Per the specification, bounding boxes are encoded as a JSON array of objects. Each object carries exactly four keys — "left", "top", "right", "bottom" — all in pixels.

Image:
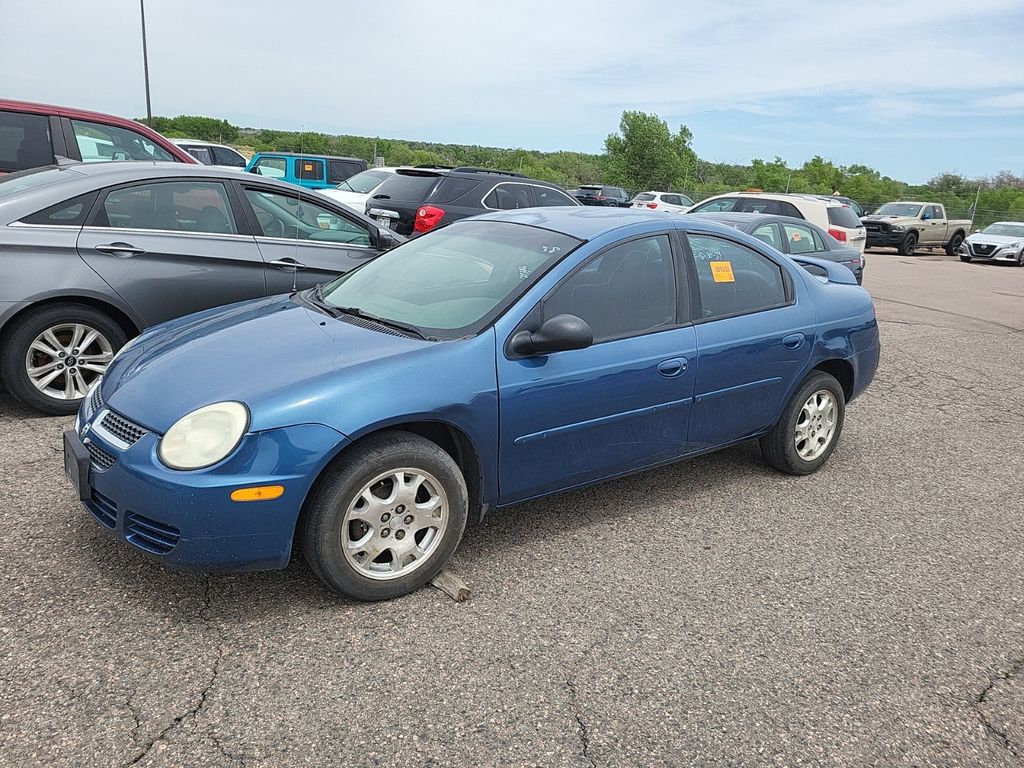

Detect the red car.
[{"left": 0, "top": 99, "right": 196, "bottom": 174}]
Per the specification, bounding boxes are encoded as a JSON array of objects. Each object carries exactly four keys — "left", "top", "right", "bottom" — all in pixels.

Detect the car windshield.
[
  {"left": 0, "top": 166, "right": 78, "bottom": 199},
  {"left": 982, "top": 223, "right": 1024, "bottom": 238},
  {"left": 875, "top": 203, "right": 923, "bottom": 216},
  {"left": 320, "top": 221, "right": 581, "bottom": 338},
  {"left": 337, "top": 169, "right": 391, "bottom": 194}
]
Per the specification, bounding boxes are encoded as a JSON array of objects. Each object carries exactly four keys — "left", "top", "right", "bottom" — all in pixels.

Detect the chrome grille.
[
  {"left": 973, "top": 243, "right": 995, "bottom": 255},
  {"left": 100, "top": 411, "right": 148, "bottom": 446},
  {"left": 125, "top": 513, "right": 181, "bottom": 555},
  {"left": 86, "top": 440, "right": 116, "bottom": 471}
]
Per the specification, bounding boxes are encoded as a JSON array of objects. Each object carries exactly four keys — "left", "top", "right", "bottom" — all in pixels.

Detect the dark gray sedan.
[
  {"left": 688, "top": 212, "right": 864, "bottom": 285},
  {"left": 0, "top": 162, "right": 403, "bottom": 414}
]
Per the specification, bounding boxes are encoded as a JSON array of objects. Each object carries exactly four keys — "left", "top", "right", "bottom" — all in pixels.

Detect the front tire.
[
  {"left": 760, "top": 372, "right": 846, "bottom": 476},
  {"left": 301, "top": 431, "right": 469, "bottom": 601},
  {"left": 898, "top": 232, "right": 918, "bottom": 256},
  {"left": 0, "top": 303, "right": 126, "bottom": 415},
  {"left": 945, "top": 232, "right": 964, "bottom": 256}
]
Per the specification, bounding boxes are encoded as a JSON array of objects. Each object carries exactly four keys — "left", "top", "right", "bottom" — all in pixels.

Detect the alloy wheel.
[
  {"left": 24, "top": 323, "right": 113, "bottom": 401},
  {"left": 794, "top": 390, "right": 838, "bottom": 461},
  {"left": 342, "top": 468, "right": 449, "bottom": 580}
]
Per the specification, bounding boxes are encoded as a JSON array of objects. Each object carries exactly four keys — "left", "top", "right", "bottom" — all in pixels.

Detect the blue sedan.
[{"left": 64, "top": 208, "right": 880, "bottom": 600}]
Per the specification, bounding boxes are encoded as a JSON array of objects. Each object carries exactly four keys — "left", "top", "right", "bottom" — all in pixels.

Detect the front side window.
[
  {"left": 71, "top": 120, "right": 174, "bottom": 163},
  {"left": 295, "top": 158, "right": 325, "bottom": 182},
  {"left": 244, "top": 188, "right": 370, "bottom": 245},
  {"left": 930, "top": 205, "right": 943, "bottom": 220},
  {"left": 320, "top": 221, "right": 581, "bottom": 337},
  {"left": 101, "top": 181, "right": 237, "bottom": 234},
  {"left": 0, "top": 110, "right": 54, "bottom": 172},
  {"left": 543, "top": 236, "right": 677, "bottom": 343},
  {"left": 688, "top": 234, "right": 787, "bottom": 320},
  {"left": 534, "top": 186, "right": 577, "bottom": 207},
  {"left": 251, "top": 156, "right": 287, "bottom": 179}
]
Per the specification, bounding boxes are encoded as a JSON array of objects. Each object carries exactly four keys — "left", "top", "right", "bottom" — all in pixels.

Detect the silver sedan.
[{"left": 959, "top": 221, "right": 1024, "bottom": 266}]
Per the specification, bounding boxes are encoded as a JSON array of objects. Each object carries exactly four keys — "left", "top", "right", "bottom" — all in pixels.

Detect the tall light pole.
[{"left": 140, "top": 0, "right": 153, "bottom": 124}]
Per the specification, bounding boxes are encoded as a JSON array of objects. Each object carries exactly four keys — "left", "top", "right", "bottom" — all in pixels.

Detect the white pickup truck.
[{"left": 861, "top": 202, "right": 971, "bottom": 256}]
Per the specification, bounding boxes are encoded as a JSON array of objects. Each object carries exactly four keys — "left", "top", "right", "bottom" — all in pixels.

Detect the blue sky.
[{"left": 3, "top": 0, "right": 1023, "bottom": 183}]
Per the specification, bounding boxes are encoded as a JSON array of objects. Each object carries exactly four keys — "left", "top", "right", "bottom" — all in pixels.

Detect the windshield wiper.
[{"left": 333, "top": 306, "right": 431, "bottom": 340}]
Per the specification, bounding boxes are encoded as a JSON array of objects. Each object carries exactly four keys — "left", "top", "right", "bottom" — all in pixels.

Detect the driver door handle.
[
  {"left": 94, "top": 242, "right": 145, "bottom": 257},
  {"left": 270, "top": 258, "right": 308, "bottom": 270},
  {"left": 782, "top": 333, "right": 805, "bottom": 350},
  {"left": 657, "top": 357, "right": 687, "bottom": 377}
]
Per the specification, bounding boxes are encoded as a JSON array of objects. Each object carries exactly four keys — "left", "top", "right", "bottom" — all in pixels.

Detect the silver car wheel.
[
  {"left": 794, "top": 390, "right": 838, "bottom": 461},
  {"left": 25, "top": 323, "right": 113, "bottom": 401},
  {"left": 342, "top": 468, "right": 449, "bottom": 581}
]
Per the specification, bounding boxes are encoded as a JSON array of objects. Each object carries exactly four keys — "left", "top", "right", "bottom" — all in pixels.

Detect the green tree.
[{"left": 604, "top": 111, "right": 685, "bottom": 192}]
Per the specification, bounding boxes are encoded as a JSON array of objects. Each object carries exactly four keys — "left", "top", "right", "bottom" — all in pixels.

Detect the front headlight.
[
  {"left": 891, "top": 225, "right": 906, "bottom": 233},
  {"left": 158, "top": 402, "right": 249, "bottom": 470}
]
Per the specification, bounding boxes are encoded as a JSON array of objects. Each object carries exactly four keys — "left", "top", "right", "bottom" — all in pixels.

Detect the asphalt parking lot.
[{"left": 1, "top": 247, "right": 1023, "bottom": 768}]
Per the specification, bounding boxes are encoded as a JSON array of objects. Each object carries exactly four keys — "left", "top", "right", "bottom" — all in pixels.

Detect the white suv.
[
  {"left": 171, "top": 139, "right": 247, "bottom": 170},
  {"left": 687, "top": 192, "right": 866, "bottom": 253},
  {"left": 631, "top": 191, "right": 694, "bottom": 214}
]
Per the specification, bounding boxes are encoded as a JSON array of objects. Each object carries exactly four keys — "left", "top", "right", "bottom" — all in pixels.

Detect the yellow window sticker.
[{"left": 710, "top": 261, "right": 735, "bottom": 283}]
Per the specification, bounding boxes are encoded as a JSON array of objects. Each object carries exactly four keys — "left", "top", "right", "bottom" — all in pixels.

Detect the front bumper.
[
  {"left": 68, "top": 408, "right": 346, "bottom": 571},
  {"left": 959, "top": 243, "right": 1022, "bottom": 262},
  {"left": 865, "top": 230, "right": 908, "bottom": 247}
]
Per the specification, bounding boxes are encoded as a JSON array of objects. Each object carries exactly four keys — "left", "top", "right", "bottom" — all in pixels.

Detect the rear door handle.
[
  {"left": 782, "top": 333, "right": 805, "bottom": 350},
  {"left": 94, "top": 242, "right": 145, "bottom": 257},
  {"left": 657, "top": 357, "right": 687, "bottom": 377},
  {"left": 270, "top": 258, "right": 308, "bottom": 271}
]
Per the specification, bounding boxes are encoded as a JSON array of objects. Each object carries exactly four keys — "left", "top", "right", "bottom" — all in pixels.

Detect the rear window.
[
  {"left": 0, "top": 110, "right": 54, "bottom": 172},
  {"left": 576, "top": 187, "right": 600, "bottom": 197},
  {"left": 826, "top": 206, "right": 863, "bottom": 228},
  {"left": 634, "top": 193, "right": 656, "bottom": 202},
  {"left": 371, "top": 172, "right": 441, "bottom": 203}
]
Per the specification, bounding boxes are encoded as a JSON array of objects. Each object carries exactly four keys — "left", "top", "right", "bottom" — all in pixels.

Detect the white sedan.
[
  {"left": 631, "top": 191, "right": 694, "bottom": 214},
  {"left": 318, "top": 167, "right": 398, "bottom": 212}
]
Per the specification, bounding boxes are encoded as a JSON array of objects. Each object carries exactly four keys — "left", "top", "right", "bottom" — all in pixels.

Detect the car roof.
[
  {"left": 0, "top": 98, "right": 150, "bottom": 127},
  {"left": 171, "top": 139, "right": 232, "bottom": 148},
  {"left": 471, "top": 207, "right": 683, "bottom": 239},
  {"left": 688, "top": 211, "right": 825, "bottom": 230},
  {"left": 251, "top": 152, "right": 365, "bottom": 162}
]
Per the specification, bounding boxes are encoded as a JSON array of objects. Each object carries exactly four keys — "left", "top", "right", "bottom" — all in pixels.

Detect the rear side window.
[
  {"left": 782, "top": 223, "right": 818, "bottom": 255},
  {"left": 0, "top": 110, "right": 54, "bottom": 172},
  {"left": 100, "top": 181, "right": 238, "bottom": 234},
  {"left": 373, "top": 172, "right": 441, "bottom": 203},
  {"left": 21, "top": 192, "right": 98, "bottom": 226},
  {"left": 826, "top": 206, "right": 862, "bottom": 228},
  {"left": 691, "top": 197, "right": 739, "bottom": 213},
  {"left": 688, "top": 234, "right": 788, "bottom": 320},
  {"left": 184, "top": 146, "right": 213, "bottom": 164},
  {"left": 71, "top": 119, "right": 174, "bottom": 162},
  {"left": 431, "top": 176, "right": 480, "bottom": 203},
  {"left": 778, "top": 201, "right": 802, "bottom": 218},
  {"left": 484, "top": 183, "right": 533, "bottom": 210},
  {"left": 295, "top": 158, "right": 325, "bottom": 182},
  {"left": 212, "top": 147, "right": 246, "bottom": 167}
]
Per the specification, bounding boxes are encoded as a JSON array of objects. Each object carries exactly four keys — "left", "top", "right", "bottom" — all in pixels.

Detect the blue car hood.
[{"left": 103, "top": 296, "right": 429, "bottom": 433}]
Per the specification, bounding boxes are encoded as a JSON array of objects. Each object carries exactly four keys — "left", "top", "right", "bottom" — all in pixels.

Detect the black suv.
[
  {"left": 364, "top": 166, "right": 580, "bottom": 236},
  {"left": 574, "top": 185, "right": 631, "bottom": 207}
]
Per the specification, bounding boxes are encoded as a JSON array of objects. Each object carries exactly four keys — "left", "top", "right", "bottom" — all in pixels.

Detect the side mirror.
[
  {"left": 377, "top": 229, "right": 401, "bottom": 250},
  {"left": 509, "top": 314, "right": 593, "bottom": 357}
]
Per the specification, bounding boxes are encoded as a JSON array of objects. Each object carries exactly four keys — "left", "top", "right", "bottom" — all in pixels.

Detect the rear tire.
[
  {"left": 301, "top": 431, "right": 468, "bottom": 601},
  {"left": 0, "top": 303, "right": 126, "bottom": 415},
  {"left": 945, "top": 232, "right": 964, "bottom": 256},
  {"left": 760, "top": 372, "right": 846, "bottom": 476},
  {"left": 898, "top": 232, "right": 917, "bottom": 256}
]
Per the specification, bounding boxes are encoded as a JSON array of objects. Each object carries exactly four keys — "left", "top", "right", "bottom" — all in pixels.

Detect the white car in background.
[
  {"left": 959, "top": 221, "right": 1024, "bottom": 266},
  {"left": 318, "top": 167, "right": 398, "bottom": 212},
  {"left": 171, "top": 139, "right": 248, "bottom": 170},
  {"left": 687, "top": 191, "right": 867, "bottom": 254},
  {"left": 631, "top": 191, "right": 695, "bottom": 214}
]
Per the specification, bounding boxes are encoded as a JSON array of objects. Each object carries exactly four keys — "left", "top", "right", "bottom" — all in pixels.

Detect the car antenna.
[{"left": 291, "top": 125, "right": 304, "bottom": 292}]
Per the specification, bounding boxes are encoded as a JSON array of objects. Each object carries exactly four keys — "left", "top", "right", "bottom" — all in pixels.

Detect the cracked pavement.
[{"left": 2, "top": 250, "right": 1023, "bottom": 766}]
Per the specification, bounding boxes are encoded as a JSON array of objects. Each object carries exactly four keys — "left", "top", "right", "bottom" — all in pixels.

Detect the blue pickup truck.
[{"left": 244, "top": 152, "right": 368, "bottom": 190}]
